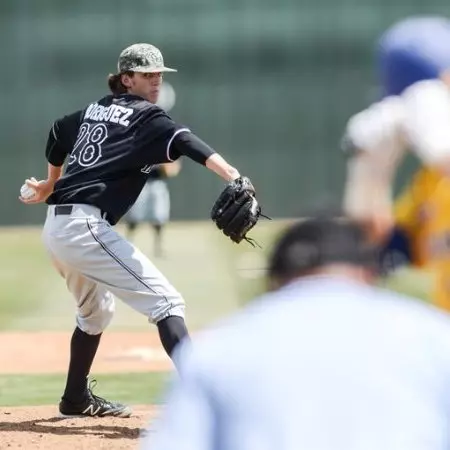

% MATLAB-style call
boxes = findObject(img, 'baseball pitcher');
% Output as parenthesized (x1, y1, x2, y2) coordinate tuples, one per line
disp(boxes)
(19, 43, 262, 418)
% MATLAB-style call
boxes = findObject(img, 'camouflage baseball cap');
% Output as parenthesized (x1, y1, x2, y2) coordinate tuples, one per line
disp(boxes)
(118, 43, 177, 73)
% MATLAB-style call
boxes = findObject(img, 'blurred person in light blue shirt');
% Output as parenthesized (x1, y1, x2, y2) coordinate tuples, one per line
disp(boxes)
(143, 214, 450, 450)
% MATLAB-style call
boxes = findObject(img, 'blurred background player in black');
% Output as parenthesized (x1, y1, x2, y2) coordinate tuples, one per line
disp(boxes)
(123, 161, 181, 257)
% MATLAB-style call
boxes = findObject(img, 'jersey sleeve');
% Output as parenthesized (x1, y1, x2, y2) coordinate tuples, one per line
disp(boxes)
(343, 96, 406, 159)
(134, 108, 191, 163)
(171, 132, 216, 165)
(341, 98, 407, 221)
(401, 80, 450, 166)
(45, 110, 83, 166)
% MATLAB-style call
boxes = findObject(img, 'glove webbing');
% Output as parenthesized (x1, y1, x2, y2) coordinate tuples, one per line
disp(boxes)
(243, 213, 272, 248)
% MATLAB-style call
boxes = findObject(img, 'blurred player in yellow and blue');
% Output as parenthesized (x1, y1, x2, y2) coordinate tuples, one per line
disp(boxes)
(342, 16, 450, 243)
(382, 166, 450, 312)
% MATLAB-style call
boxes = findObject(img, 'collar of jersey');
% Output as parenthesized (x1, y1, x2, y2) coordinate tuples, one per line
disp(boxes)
(115, 93, 148, 102)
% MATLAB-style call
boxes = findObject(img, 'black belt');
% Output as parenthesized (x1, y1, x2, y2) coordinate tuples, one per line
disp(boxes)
(54, 205, 108, 221)
(54, 205, 73, 215)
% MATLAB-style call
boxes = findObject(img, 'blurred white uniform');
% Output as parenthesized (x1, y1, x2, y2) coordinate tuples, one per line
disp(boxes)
(143, 276, 450, 450)
(343, 79, 450, 220)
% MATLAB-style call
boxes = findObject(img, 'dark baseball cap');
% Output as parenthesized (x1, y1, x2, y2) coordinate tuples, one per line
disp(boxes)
(268, 215, 379, 282)
(118, 43, 177, 73)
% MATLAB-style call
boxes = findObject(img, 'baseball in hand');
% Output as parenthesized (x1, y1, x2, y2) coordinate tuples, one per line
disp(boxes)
(20, 182, 37, 200)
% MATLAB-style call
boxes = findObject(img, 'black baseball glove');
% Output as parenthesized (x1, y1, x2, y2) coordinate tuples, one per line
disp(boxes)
(211, 176, 263, 245)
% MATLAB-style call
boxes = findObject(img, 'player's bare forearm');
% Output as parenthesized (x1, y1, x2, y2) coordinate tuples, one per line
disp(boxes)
(205, 153, 240, 182)
(344, 152, 394, 242)
(160, 161, 181, 178)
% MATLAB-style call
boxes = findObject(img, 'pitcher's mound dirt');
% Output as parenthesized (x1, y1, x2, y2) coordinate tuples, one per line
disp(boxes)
(0, 332, 173, 374)
(0, 405, 159, 449)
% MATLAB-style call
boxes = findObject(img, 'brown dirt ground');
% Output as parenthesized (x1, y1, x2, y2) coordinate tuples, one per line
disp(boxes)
(0, 331, 173, 374)
(0, 332, 172, 449)
(0, 405, 158, 449)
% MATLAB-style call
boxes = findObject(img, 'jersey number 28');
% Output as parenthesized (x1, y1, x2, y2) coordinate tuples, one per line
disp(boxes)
(69, 123, 108, 167)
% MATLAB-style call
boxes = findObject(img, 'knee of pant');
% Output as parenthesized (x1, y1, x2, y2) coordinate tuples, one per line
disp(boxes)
(77, 301, 115, 335)
(152, 303, 185, 325)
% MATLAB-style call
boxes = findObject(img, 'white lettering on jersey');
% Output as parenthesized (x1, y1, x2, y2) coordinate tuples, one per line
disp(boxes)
(140, 164, 153, 174)
(84, 102, 134, 127)
(98, 105, 107, 121)
(84, 103, 96, 119)
(93, 105, 103, 121)
(110, 106, 121, 124)
(119, 107, 133, 127)
(104, 105, 114, 121)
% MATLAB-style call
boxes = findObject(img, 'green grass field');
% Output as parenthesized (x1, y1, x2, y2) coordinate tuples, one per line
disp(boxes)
(0, 220, 285, 407)
(0, 373, 169, 407)
(0, 220, 435, 407)
(0, 220, 285, 332)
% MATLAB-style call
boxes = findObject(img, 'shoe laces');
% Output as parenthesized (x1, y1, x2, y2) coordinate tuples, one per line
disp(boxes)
(87, 378, 110, 406)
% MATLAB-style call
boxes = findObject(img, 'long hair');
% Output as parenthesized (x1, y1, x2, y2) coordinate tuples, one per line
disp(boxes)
(107, 71, 133, 95)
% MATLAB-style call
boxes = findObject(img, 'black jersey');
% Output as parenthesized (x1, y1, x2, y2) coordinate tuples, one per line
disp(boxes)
(45, 94, 190, 225)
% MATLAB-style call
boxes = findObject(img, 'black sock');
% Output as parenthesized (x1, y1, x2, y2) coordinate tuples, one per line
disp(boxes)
(157, 316, 189, 359)
(62, 327, 102, 403)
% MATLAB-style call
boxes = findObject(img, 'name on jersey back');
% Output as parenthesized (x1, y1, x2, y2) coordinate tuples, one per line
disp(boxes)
(84, 103, 134, 127)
